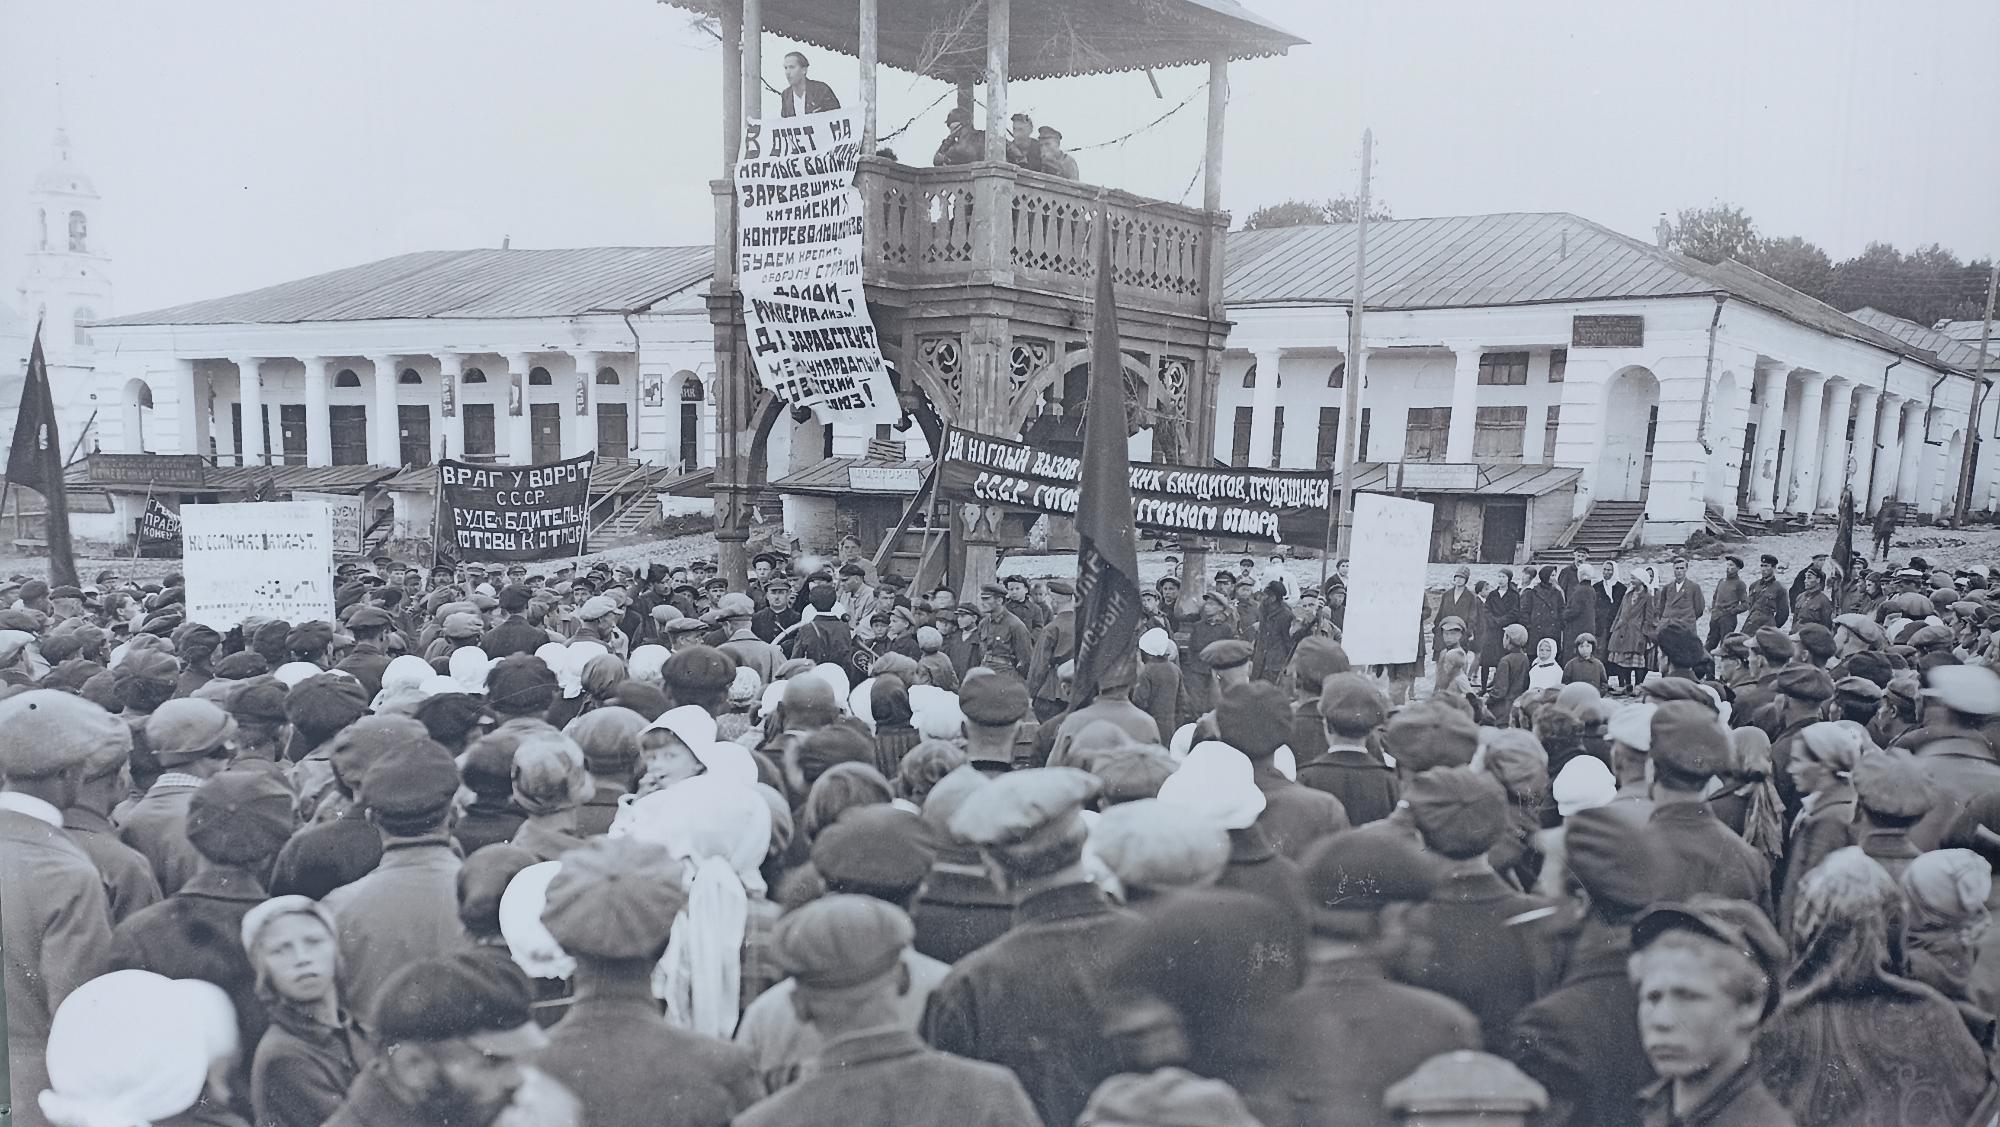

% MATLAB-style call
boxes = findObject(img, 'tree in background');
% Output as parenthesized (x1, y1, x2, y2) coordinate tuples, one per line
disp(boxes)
(1744, 235, 1834, 300)
(1242, 194, 1394, 230)
(1666, 203, 1757, 265)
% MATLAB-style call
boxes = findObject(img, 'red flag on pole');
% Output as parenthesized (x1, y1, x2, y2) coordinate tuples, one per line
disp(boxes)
(1071, 202, 1143, 704)
(6, 323, 79, 586)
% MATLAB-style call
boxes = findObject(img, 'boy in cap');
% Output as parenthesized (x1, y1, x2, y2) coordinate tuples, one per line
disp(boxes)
(122, 697, 241, 895)
(536, 837, 763, 1127)
(1297, 672, 1397, 826)
(0, 690, 120, 1127)
(323, 949, 578, 1127)
(741, 896, 1039, 1127)
(922, 768, 1145, 1127)
(1626, 898, 1793, 1127)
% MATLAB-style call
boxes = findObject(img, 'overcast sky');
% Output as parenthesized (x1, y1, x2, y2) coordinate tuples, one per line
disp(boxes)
(3, 0, 1995, 316)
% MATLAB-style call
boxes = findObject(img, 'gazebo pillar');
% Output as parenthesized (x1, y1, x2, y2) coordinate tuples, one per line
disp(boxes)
(983, 0, 1009, 162)
(858, 0, 878, 153)
(742, 0, 762, 122)
(1176, 51, 1232, 600)
(721, 1, 743, 168)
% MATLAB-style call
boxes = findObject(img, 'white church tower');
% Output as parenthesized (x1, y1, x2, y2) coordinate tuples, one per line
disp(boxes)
(17, 127, 114, 455)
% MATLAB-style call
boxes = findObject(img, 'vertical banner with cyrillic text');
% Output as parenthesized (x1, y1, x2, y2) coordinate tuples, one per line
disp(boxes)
(734, 108, 899, 426)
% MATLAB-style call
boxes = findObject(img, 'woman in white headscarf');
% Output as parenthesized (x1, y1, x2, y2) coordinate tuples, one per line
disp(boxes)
(610, 774, 777, 1037)
(41, 970, 246, 1127)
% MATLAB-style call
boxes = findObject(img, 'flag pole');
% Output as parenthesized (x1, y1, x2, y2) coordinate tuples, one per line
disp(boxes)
(132, 476, 155, 561)
(1331, 127, 1374, 582)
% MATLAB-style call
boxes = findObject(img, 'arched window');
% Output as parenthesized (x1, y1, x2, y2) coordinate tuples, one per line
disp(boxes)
(595, 367, 620, 385)
(681, 378, 706, 401)
(73, 307, 95, 347)
(122, 378, 154, 453)
(1239, 361, 1282, 389)
(398, 368, 422, 385)
(1328, 362, 1345, 388)
(68, 210, 87, 253)
(334, 369, 361, 388)
(463, 367, 487, 384)
(529, 366, 552, 386)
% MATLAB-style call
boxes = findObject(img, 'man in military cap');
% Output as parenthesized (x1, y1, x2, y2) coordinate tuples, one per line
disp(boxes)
(1627, 899, 1792, 1127)
(121, 696, 241, 895)
(742, 896, 1039, 1127)
(1908, 665, 2000, 848)
(481, 584, 548, 658)
(1027, 579, 1076, 720)
(922, 768, 1145, 1127)
(1740, 553, 1790, 634)
(1646, 701, 1771, 913)
(754, 574, 800, 642)
(0, 691, 119, 1127)
(717, 591, 783, 685)
(974, 582, 1033, 677)
(536, 837, 763, 1127)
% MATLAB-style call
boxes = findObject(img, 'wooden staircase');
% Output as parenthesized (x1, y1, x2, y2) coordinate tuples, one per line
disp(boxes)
(1530, 500, 1645, 566)
(593, 493, 662, 539)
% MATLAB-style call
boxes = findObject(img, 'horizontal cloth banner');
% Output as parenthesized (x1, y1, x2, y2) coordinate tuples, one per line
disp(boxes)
(436, 454, 595, 562)
(936, 427, 1335, 546)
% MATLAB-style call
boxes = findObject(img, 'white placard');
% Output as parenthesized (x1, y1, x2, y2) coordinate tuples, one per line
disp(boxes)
(1341, 492, 1435, 665)
(847, 466, 923, 492)
(293, 490, 364, 555)
(181, 501, 336, 630)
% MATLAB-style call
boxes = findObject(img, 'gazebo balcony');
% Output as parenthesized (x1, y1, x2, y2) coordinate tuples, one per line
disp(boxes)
(714, 157, 1225, 319)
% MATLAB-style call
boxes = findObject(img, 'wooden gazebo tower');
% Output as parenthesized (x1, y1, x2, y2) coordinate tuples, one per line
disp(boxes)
(671, 0, 1306, 591)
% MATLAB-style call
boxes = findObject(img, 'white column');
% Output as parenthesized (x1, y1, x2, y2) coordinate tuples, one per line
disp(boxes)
(367, 356, 400, 465)
(1247, 348, 1281, 468)
(234, 356, 266, 466)
(506, 352, 535, 465)
(1873, 393, 1903, 510)
(1849, 386, 1880, 514)
(202, 364, 234, 463)
(436, 353, 464, 462)
(1785, 372, 1827, 514)
(165, 359, 201, 456)
(569, 351, 598, 459)
(1897, 402, 1925, 505)
(1444, 346, 1480, 462)
(1746, 365, 1788, 518)
(1645, 359, 1711, 530)
(301, 356, 331, 466)
(1815, 378, 1853, 513)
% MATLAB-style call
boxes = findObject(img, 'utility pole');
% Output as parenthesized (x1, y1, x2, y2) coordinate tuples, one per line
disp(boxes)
(1955, 263, 1997, 525)
(1331, 128, 1373, 570)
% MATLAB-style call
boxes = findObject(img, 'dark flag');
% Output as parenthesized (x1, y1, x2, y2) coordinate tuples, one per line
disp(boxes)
(1831, 485, 1855, 604)
(6, 324, 79, 586)
(1071, 203, 1143, 704)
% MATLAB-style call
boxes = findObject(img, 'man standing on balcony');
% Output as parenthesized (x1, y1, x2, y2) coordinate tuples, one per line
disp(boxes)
(779, 51, 840, 117)
(933, 107, 986, 167)
(1006, 113, 1043, 172)
(1036, 127, 1079, 180)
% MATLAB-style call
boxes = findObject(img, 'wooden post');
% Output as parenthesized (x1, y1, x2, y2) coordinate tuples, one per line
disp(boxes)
(721, 1, 744, 170)
(1203, 54, 1227, 210)
(858, 0, 879, 155)
(1334, 128, 1373, 563)
(742, 0, 763, 123)
(1385, 1051, 1547, 1127)
(1181, 53, 1231, 596)
(983, 0, 1009, 163)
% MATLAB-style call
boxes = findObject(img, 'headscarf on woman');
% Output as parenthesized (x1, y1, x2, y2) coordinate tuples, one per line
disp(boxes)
(449, 645, 493, 694)
(1902, 848, 1996, 1029)
(370, 654, 437, 714)
(1720, 725, 1786, 862)
(611, 774, 773, 1037)
(1760, 847, 1988, 1126)
(580, 654, 627, 703)
(40, 970, 240, 1127)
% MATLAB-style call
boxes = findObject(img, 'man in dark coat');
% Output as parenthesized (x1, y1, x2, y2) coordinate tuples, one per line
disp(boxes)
(921, 768, 1145, 1127)
(1219, 682, 1348, 858)
(1645, 702, 1772, 915)
(1740, 553, 1790, 633)
(1297, 673, 1397, 826)
(910, 766, 1013, 962)
(61, 716, 162, 923)
(973, 583, 1034, 677)
(537, 837, 765, 1127)
(120, 695, 240, 895)
(1707, 556, 1749, 649)
(481, 585, 548, 657)
(778, 51, 841, 117)
(1510, 805, 1660, 1127)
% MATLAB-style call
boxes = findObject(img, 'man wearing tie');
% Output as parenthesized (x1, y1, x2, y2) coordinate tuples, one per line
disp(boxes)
(779, 51, 841, 118)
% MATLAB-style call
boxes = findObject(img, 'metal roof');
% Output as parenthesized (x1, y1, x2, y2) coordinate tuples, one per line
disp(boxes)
(99, 247, 713, 327)
(1849, 307, 1998, 371)
(1337, 462, 1580, 497)
(64, 461, 396, 493)
(769, 457, 928, 496)
(660, 0, 1304, 81)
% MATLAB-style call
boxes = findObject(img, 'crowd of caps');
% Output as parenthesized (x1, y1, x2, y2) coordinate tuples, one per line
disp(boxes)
(7, 533, 2000, 1127)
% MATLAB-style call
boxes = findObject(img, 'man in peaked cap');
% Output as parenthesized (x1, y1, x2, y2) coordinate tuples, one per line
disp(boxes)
(1906, 665, 2000, 849)
(1740, 552, 1791, 635)
(1216, 681, 1349, 859)
(1646, 700, 1772, 914)
(923, 768, 1147, 1127)
(741, 896, 1039, 1127)
(973, 582, 1033, 677)
(1027, 578, 1076, 722)
(1047, 653, 1158, 769)
(536, 837, 763, 1127)
(0, 691, 119, 1127)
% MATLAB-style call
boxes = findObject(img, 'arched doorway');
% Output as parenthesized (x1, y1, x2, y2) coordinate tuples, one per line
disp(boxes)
(1596, 366, 1660, 502)
(675, 373, 705, 471)
(122, 378, 154, 453)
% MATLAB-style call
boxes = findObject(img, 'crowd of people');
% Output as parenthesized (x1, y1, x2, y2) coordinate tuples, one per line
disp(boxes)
(4, 532, 2000, 1127)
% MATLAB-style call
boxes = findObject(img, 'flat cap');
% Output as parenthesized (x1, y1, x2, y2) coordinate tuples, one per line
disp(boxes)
(1437, 616, 1465, 633)
(1833, 675, 1885, 704)
(812, 804, 938, 893)
(1564, 803, 1660, 915)
(949, 766, 1100, 848)
(1632, 897, 1787, 1018)
(0, 690, 129, 778)
(186, 768, 296, 864)
(1771, 665, 1836, 703)
(287, 621, 335, 652)
(345, 605, 396, 631)
(1907, 623, 1953, 650)
(1215, 682, 1293, 758)
(771, 894, 915, 990)
(1752, 626, 1795, 661)
(540, 837, 685, 959)
(1715, 632, 1753, 663)
(1380, 702, 1480, 772)
(1199, 639, 1254, 672)
(959, 672, 1032, 726)
(1088, 799, 1231, 892)
(115, 648, 180, 685)
(211, 651, 270, 680)
(358, 740, 461, 819)
(1300, 829, 1435, 914)
(373, 949, 544, 1053)
(1853, 750, 1935, 818)
(1406, 765, 1509, 858)
(487, 655, 558, 713)
(576, 595, 619, 621)
(226, 677, 291, 724)
(1834, 613, 1889, 648)
(442, 612, 485, 639)
(285, 673, 371, 739)
(1648, 700, 1733, 780)
(663, 645, 736, 693)
(145, 698, 238, 768)
(1923, 665, 2000, 716)
(715, 592, 756, 618)
(1319, 672, 1389, 735)
(1090, 746, 1179, 804)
